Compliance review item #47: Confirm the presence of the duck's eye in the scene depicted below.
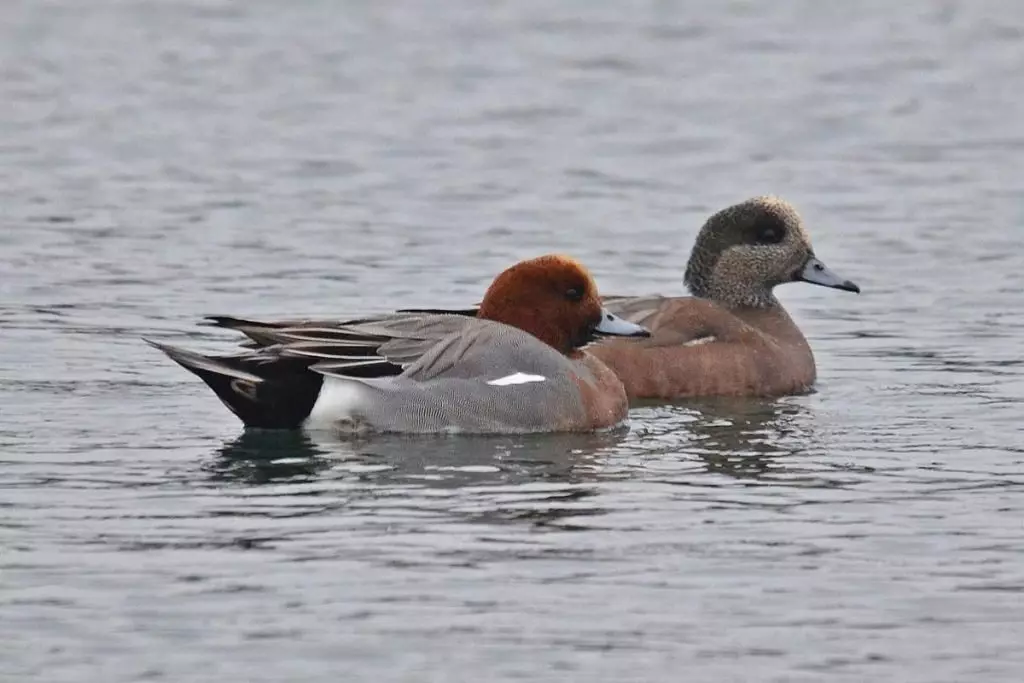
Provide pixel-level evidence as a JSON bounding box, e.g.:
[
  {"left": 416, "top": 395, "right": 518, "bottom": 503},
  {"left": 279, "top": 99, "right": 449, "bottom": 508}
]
[
  {"left": 565, "top": 287, "right": 584, "bottom": 302},
  {"left": 754, "top": 215, "right": 786, "bottom": 244}
]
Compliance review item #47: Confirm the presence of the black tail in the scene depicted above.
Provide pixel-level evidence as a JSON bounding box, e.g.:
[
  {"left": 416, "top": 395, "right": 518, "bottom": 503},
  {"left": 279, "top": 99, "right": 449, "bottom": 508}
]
[{"left": 147, "top": 340, "right": 322, "bottom": 429}]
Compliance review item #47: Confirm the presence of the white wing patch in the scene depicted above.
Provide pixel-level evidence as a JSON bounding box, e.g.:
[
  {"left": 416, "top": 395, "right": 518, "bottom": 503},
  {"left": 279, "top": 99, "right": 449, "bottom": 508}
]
[
  {"left": 487, "top": 372, "right": 547, "bottom": 386},
  {"left": 684, "top": 336, "right": 717, "bottom": 347}
]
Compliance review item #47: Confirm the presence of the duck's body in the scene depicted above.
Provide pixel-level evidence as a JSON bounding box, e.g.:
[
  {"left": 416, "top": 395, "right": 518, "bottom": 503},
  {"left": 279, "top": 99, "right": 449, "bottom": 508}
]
[
  {"left": 150, "top": 255, "right": 649, "bottom": 434},
  {"left": 592, "top": 296, "right": 816, "bottom": 399},
  {"left": 590, "top": 196, "right": 859, "bottom": 400}
]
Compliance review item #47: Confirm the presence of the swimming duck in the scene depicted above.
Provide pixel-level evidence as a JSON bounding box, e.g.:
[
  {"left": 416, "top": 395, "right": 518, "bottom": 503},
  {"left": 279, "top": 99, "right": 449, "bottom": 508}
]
[{"left": 149, "top": 254, "right": 649, "bottom": 433}]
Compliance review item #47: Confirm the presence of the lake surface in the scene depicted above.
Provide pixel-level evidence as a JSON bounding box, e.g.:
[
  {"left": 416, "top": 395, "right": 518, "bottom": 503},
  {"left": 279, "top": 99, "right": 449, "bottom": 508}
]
[{"left": 2, "top": 1, "right": 1023, "bottom": 681}]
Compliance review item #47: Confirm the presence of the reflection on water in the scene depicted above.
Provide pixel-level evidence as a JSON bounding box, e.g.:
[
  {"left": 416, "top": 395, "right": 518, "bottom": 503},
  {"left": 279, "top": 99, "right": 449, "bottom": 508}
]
[
  {"left": 206, "top": 429, "right": 630, "bottom": 531},
  {"left": 210, "top": 428, "right": 629, "bottom": 488},
  {"left": 629, "top": 398, "right": 820, "bottom": 474},
  {"left": 206, "top": 430, "right": 335, "bottom": 484},
  {"left": 208, "top": 402, "right": 821, "bottom": 490},
  {"left": 681, "top": 398, "right": 814, "bottom": 478}
]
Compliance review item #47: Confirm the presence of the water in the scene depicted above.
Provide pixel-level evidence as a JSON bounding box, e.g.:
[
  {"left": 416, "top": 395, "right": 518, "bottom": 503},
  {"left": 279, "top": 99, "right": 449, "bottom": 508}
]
[{"left": 2, "top": 1, "right": 1023, "bottom": 681}]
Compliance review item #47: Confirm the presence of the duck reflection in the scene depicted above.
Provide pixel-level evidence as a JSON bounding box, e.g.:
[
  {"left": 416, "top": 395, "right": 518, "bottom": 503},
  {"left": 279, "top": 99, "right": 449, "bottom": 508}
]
[
  {"left": 204, "top": 430, "right": 334, "bottom": 483},
  {"left": 632, "top": 395, "right": 817, "bottom": 480},
  {"left": 207, "top": 398, "right": 819, "bottom": 486},
  {"left": 209, "top": 428, "right": 628, "bottom": 486},
  {"left": 205, "top": 428, "right": 630, "bottom": 529}
]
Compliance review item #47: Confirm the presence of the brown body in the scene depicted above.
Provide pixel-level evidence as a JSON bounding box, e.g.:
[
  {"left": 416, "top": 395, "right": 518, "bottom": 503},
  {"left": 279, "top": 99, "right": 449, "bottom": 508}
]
[
  {"left": 592, "top": 299, "right": 815, "bottom": 399},
  {"left": 569, "top": 350, "right": 633, "bottom": 426}
]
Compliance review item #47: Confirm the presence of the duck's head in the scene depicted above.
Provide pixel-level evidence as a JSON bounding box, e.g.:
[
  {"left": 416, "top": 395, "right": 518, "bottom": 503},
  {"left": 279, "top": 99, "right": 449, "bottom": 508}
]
[
  {"left": 478, "top": 254, "right": 649, "bottom": 354},
  {"left": 683, "top": 196, "right": 860, "bottom": 308}
]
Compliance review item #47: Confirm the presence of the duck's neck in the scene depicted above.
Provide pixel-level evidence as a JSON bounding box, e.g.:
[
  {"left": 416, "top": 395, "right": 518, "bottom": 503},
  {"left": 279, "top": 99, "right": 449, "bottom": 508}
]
[
  {"left": 729, "top": 303, "right": 809, "bottom": 346},
  {"left": 476, "top": 306, "right": 575, "bottom": 355},
  {"left": 686, "top": 273, "right": 808, "bottom": 344},
  {"left": 687, "top": 277, "right": 779, "bottom": 310}
]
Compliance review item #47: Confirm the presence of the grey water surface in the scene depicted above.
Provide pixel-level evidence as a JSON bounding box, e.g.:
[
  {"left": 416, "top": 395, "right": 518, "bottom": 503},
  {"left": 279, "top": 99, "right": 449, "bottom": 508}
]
[{"left": 2, "top": 1, "right": 1023, "bottom": 681}]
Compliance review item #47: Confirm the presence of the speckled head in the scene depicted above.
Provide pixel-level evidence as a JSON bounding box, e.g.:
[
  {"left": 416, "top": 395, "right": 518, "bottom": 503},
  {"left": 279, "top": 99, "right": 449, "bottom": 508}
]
[
  {"left": 683, "top": 196, "right": 860, "bottom": 308},
  {"left": 478, "top": 254, "right": 649, "bottom": 354}
]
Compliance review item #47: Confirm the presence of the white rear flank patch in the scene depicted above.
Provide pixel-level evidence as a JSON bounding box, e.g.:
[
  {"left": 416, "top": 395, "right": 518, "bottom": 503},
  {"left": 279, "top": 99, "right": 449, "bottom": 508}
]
[
  {"left": 487, "top": 372, "right": 547, "bottom": 386},
  {"left": 684, "top": 336, "right": 717, "bottom": 347},
  {"left": 305, "top": 376, "right": 366, "bottom": 429}
]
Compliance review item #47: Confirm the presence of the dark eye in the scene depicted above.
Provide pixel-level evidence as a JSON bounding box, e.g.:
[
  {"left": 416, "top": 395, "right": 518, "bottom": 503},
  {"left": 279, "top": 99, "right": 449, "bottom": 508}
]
[
  {"left": 754, "top": 215, "right": 786, "bottom": 244},
  {"left": 565, "top": 287, "right": 584, "bottom": 302}
]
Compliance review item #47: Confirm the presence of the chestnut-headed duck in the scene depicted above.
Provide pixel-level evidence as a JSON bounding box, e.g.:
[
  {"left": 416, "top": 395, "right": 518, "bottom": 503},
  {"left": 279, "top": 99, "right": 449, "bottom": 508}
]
[
  {"left": 589, "top": 196, "right": 860, "bottom": 399},
  {"left": 148, "top": 254, "right": 649, "bottom": 434}
]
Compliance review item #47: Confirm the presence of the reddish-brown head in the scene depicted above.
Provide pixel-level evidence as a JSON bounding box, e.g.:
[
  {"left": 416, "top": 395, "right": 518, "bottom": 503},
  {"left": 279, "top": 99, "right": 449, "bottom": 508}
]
[{"left": 477, "top": 254, "right": 648, "bottom": 354}]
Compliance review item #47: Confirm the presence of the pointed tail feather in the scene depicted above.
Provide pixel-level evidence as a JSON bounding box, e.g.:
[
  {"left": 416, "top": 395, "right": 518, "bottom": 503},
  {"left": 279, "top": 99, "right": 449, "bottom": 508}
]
[
  {"left": 146, "top": 339, "right": 322, "bottom": 429},
  {"left": 202, "top": 316, "right": 294, "bottom": 348},
  {"left": 204, "top": 315, "right": 291, "bottom": 330}
]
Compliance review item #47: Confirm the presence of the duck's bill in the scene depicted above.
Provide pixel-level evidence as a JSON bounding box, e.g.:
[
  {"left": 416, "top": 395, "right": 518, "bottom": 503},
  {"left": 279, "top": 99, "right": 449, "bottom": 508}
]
[
  {"left": 797, "top": 257, "right": 861, "bottom": 293},
  {"left": 594, "top": 309, "right": 651, "bottom": 337}
]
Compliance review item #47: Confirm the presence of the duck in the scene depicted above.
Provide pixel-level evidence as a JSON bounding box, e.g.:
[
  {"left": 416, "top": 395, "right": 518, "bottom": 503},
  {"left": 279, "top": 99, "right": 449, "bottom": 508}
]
[
  {"left": 589, "top": 196, "right": 860, "bottom": 399},
  {"left": 148, "top": 254, "right": 650, "bottom": 434}
]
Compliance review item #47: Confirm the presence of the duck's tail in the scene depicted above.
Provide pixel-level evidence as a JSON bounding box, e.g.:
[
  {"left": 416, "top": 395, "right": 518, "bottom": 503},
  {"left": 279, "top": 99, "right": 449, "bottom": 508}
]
[{"left": 146, "top": 340, "right": 322, "bottom": 429}]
